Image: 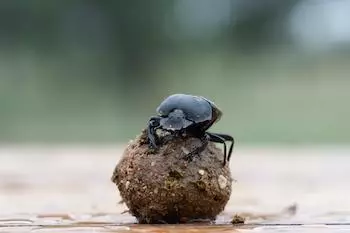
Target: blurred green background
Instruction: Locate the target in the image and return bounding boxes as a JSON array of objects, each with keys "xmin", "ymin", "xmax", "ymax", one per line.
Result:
[{"xmin": 1, "ymin": 0, "xmax": 350, "ymax": 144}]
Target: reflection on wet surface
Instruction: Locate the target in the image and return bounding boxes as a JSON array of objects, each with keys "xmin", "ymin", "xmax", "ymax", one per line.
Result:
[{"xmin": 0, "ymin": 145, "xmax": 350, "ymax": 232}]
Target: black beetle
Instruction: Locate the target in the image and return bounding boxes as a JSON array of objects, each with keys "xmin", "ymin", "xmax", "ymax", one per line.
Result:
[{"xmin": 147, "ymin": 94, "xmax": 234, "ymax": 166}]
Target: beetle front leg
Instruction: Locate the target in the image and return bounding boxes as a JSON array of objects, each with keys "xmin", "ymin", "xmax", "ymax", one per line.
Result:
[{"xmin": 147, "ymin": 116, "xmax": 161, "ymax": 149}]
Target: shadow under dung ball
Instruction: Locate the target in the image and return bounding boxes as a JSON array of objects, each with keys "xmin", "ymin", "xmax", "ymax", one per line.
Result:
[{"xmin": 111, "ymin": 130, "xmax": 233, "ymax": 224}]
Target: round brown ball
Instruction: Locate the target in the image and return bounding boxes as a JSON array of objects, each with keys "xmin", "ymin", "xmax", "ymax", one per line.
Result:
[{"xmin": 111, "ymin": 130, "xmax": 233, "ymax": 224}]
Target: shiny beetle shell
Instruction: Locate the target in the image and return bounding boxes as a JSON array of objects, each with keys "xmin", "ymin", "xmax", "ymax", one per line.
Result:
[{"xmin": 156, "ymin": 94, "xmax": 221, "ymax": 124}]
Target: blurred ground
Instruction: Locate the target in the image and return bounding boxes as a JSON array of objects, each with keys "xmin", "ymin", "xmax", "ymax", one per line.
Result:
[{"xmin": 0, "ymin": 145, "xmax": 349, "ymax": 232}]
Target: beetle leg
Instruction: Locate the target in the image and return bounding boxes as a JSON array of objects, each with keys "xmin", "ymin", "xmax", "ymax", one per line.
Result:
[
  {"xmin": 147, "ymin": 116, "xmax": 161, "ymax": 149},
  {"xmin": 183, "ymin": 134, "xmax": 209, "ymax": 161},
  {"xmin": 211, "ymin": 133, "xmax": 234, "ymax": 163},
  {"xmin": 206, "ymin": 132, "xmax": 227, "ymax": 166}
]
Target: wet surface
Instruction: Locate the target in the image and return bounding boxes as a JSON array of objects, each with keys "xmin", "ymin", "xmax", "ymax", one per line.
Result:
[{"xmin": 0, "ymin": 145, "xmax": 350, "ymax": 232}]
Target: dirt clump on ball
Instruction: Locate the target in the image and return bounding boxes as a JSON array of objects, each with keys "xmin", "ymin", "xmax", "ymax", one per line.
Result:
[{"xmin": 111, "ymin": 130, "xmax": 233, "ymax": 224}]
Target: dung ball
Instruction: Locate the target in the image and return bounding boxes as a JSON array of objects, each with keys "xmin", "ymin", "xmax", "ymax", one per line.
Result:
[{"xmin": 111, "ymin": 130, "xmax": 233, "ymax": 223}]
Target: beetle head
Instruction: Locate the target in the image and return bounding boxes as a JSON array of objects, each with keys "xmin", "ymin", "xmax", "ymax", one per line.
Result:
[{"xmin": 159, "ymin": 109, "xmax": 193, "ymax": 131}]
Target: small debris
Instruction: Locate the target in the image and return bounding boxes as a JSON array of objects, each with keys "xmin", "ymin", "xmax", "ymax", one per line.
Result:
[
  {"xmin": 198, "ymin": 169, "xmax": 205, "ymax": 176},
  {"xmin": 151, "ymin": 161, "xmax": 156, "ymax": 166},
  {"xmin": 231, "ymin": 214, "xmax": 245, "ymax": 225},
  {"xmin": 281, "ymin": 203, "xmax": 298, "ymax": 217},
  {"xmin": 218, "ymin": 175, "xmax": 227, "ymax": 189},
  {"xmin": 169, "ymin": 170, "xmax": 183, "ymax": 179},
  {"xmin": 194, "ymin": 180, "xmax": 207, "ymax": 191},
  {"xmin": 181, "ymin": 146, "xmax": 190, "ymax": 155},
  {"xmin": 36, "ymin": 214, "xmax": 74, "ymax": 220},
  {"xmin": 233, "ymin": 203, "xmax": 298, "ymax": 222},
  {"xmin": 125, "ymin": 181, "xmax": 130, "ymax": 190}
]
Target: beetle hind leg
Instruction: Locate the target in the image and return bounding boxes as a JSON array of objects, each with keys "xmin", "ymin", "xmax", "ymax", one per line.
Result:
[{"xmin": 212, "ymin": 133, "xmax": 234, "ymax": 163}]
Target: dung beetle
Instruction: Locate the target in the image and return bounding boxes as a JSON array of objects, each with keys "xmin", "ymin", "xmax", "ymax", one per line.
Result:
[{"xmin": 147, "ymin": 94, "xmax": 234, "ymax": 166}]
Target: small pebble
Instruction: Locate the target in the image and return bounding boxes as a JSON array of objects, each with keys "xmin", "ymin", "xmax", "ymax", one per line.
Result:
[
  {"xmin": 198, "ymin": 169, "xmax": 205, "ymax": 176},
  {"xmin": 181, "ymin": 147, "xmax": 190, "ymax": 155},
  {"xmin": 231, "ymin": 214, "xmax": 245, "ymax": 225},
  {"xmin": 218, "ymin": 175, "xmax": 227, "ymax": 189},
  {"xmin": 125, "ymin": 181, "xmax": 130, "ymax": 190}
]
